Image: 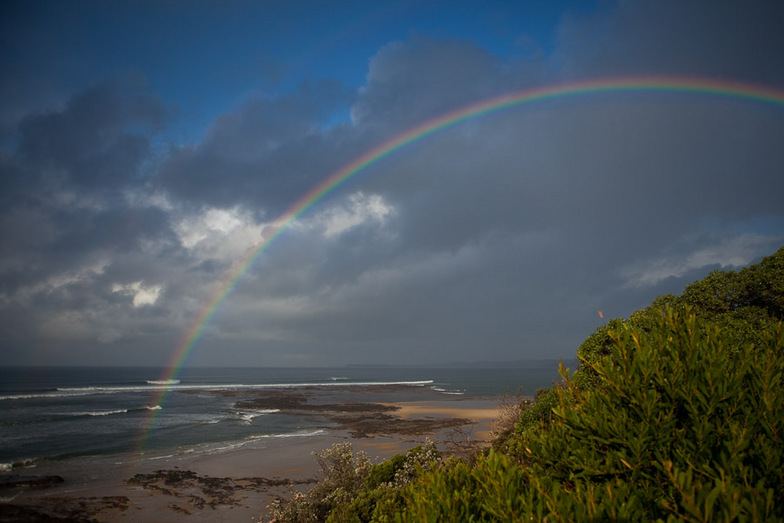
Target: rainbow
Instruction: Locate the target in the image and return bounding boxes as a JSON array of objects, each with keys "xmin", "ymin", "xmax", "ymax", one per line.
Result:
[{"xmin": 139, "ymin": 76, "xmax": 784, "ymax": 448}]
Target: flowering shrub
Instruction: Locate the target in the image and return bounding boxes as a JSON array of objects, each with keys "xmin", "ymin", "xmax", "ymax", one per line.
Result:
[
  {"xmin": 268, "ymin": 442, "xmax": 371, "ymax": 522},
  {"xmin": 267, "ymin": 440, "xmax": 442, "ymax": 522}
]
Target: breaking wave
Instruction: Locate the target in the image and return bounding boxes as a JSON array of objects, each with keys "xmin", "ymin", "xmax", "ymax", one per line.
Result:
[
  {"xmin": 59, "ymin": 405, "xmax": 161, "ymax": 417},
  {"xmin": 0, "ymin": 380, "xmax": 434, "ymax": 401},
  {"xmin": 236, "ymin": 409, "xmax": 280, "ymax": 424}
]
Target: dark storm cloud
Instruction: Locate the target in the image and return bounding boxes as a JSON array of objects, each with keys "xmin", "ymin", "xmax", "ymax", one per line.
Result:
[
  {"xmin": 0, "ymin": 76, "xmax": 189, "ymax": 364},
  {"xmin": 554, "ymin": 0, "xmax": 784, "ymax": 82},
  {"xmin": 350, "ymin": 36, "xmax": 526, "ymax": 128},
  {"xmin": 156, "ymin": 79, "xmax": 355, "ymax": 213},
  {"xmin": 1, "ymin": 76, "xmax": 171, "ymax": 262},
  {"xmin": 155, "ymin": 36, "xmax": 535, "ymax": 214},
  {"xmin": 16, "ymin": 75, "xmax": 166, "ymax": 192}
]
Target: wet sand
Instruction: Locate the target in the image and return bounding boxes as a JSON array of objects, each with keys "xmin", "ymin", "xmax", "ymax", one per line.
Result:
[
  {"xmin": 0, "ymin": 395, "xmax": 500, "ymax": 522},
  {"xmin": 388, "ymin": 399, "xmax": 501, "ymax": 440}
]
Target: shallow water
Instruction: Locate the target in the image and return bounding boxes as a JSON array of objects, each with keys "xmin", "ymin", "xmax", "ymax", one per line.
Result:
[{"xmin": 0, "ymin": 365, "xmax": 565, "ymax": 471}]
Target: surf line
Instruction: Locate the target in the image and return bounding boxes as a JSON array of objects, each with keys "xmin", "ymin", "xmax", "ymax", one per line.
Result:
[{"xmin": 138, "ymin": 75, "xmax": 784, "ymax": 448}]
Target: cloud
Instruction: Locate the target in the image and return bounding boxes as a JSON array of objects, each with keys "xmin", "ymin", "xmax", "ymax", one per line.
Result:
[
  {"xmin": 156, "ymin": 79, "xmax": 355, "ymax": 213},
  {"xmin": 553, "ymin": 0, "xmax": 784, "ymax": 83},
  {"xmin": 111, "ymin": 281, "xmax": 162, "ymax": 307},
  {"xmin": 621, "ymin": 233, "xmax": 784, "ymax": 289},
  {"xmin": 1, "ymin": 1, "xmax": 783, "ymax": 366},
  {"xmin": 0, "ymin": 76, "xmax": 185, "ymax": 363},
  {"xmin": 312, "ymin": 192, "xmax": 395, "ymax": 238},
  {"xmin": 350, "ymin": 36, "xmax": 521, "ymax": 128},
  {"xmin": 16, "ymin": 74, "xmax": 166, "ymax": 192}
]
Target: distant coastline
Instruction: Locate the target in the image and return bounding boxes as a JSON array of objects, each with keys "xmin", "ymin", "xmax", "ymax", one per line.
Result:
[{"xmin": 344, "ymin": 358, "xmax": 578, "ymax": 369}]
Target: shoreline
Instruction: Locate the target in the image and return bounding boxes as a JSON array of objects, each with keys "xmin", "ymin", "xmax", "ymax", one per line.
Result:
[{"xmin": 0, "ymin": 395, "xmax": 501, "ymax": 522}]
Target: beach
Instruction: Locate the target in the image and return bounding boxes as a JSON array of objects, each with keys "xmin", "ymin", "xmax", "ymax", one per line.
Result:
[{"xmin": 0, "ymin": 392, "xmax": 502, "ymax": 522}]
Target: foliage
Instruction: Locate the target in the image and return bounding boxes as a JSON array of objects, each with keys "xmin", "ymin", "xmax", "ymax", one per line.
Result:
[
  {"xmin": 364, "ymin": 453, "xmax": 407, "ymax": 490},
  {"xmin": 268, "ymin": 441, "xmax": 440, "ymax": 523},
  {"xmin": 269, "ymin": 442, "xmax": 372, "ymax": 523},
  {"xmin": 573, "ymin": 247, "xmax": 784, "ymax": 389},
  {"xmin": 399, "ymin": 311, "xmax": 784, "ymax": 521},
  {"xmin": 489, "ymin": 388, "xmax": 531, "ymax": 440},
  {"xmin": 389, "ymin": 441, "xmax": 440, "ymax": 488},
  {"xmin": 493, "ymin": 386, "xmax": 560, "ymax": 458},
  {"xmin": 310, "ymin": 442, "xmax": 372, "ymax": 511},
  {"xmin": 397, "ymin": 451, "xmax": 529, "ymax": 522},
  {"xmin": 680, "ymin": 246, "xmax": 784, "ymax": 320}
]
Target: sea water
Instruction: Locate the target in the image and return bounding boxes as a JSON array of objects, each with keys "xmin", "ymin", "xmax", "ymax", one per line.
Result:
[{"xmin": 0, "ymin": 365, "xmax": 567, "ymax": 472}]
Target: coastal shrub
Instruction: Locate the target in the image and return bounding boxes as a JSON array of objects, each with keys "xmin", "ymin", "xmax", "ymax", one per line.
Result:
[
  {"xmin": 571, "ymin": 247, "xmax": 784, "ymax": 394},
  {"xmin": 489, "ymin": 388, "xmax": 530, "ymax": 440},
  {"xmin": 327, "ymin": 487, "xmax": 405, "ymax": 523},
  {"xmin": 390, "ymin": 440, "xmax": 440, "ymax": 488},
  {"xmin": 269, "ymin": 442, "xmax": 372, "ymax": 522},
  {"xmin": 323, "ymin": 441, "xmax": 440, "ymax": 522},
  {"xmin": 398, "ymin": 310, "xmax": 784, "ymax": 521},
  {"xmin": 397, "ymin": 451, "xmax": 530, "ymax": 522},
  {"xmin": 515, "ymin": 384, "xmax": 560, "ymax": 433},
  {"xmin": 492, "ymin": 379, "xmax": 577, "ymax": 463},
  {"xmin": 312, "ymin": 443, "xmax": 372, "ymax": 497},
  {"xmin": 270, "ymin": 441, "xmax": 442, "ymax": 523},
  {"xmin": 365, "ymin": 453, "xmax": 406, "ymax": 490},
  {"xmin": 521, "ymin": 311, "xmax": 784, "ymax": 520},
  {"xmin": 309, "ymin": 443, "xmax": 372, "ymax": 520},
  {"xmin": 679, "ymin": 247, "xmax": 783, "ymax": 321},
  {"xmin": 269, "ymin": 491, "xmax": 319, "ymax": 523}
]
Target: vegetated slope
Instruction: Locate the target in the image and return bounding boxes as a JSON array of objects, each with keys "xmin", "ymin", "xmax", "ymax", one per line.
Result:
[
  {"xmin": 400, "ymin": 246, "xmax": 783, "ymax": 522},
  {"xmin": 268, "ymin": 247, "xmax": 783, "ymax": 522}
]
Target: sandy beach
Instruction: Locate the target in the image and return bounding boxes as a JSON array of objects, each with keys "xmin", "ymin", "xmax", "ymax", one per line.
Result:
[{"xmin": 0, "ymin": 394, "xmax": 501, "ymax": 522}]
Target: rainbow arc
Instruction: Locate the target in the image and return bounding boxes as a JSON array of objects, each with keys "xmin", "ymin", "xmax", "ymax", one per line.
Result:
[{"xmin": 139, "ymin": 76, "xmax": 784, "ymax": 451}]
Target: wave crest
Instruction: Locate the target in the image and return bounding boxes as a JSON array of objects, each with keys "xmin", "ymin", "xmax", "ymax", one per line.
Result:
[
  {"xmin": 76, "ymin": 409, "xmax": 128, "ymax": 417},
  {"xmin": 1, "ymin": 379, "xmax": 435, "ymax": 401}
]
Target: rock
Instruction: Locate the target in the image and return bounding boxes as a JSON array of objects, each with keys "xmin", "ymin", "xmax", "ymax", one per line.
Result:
[{"xmin": 0, "ymin": 475, "xmax": 64, "ymax": 490}]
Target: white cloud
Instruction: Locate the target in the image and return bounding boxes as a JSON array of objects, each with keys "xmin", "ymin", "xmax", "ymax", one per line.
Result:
[
  {"xmin": 312, "ymin": 192, "xmax": 395, "ymax": 237},
  {"xmin": 174, "ymin": 205, "xmax": 266, "ymax": 260},
  {"xmin": 621, "ymin": 234, "xmax": 783, "ymax": 288},
  {"xmin": 111, "ymin": 281, "xmax": 162, "ymax": 307}
]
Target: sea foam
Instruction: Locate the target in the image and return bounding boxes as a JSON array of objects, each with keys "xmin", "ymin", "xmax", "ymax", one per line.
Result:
[
  {"xmin": 72, "ymin": 409, "xmax": 129, "ymax": 417},
  {"xmin": 0, "ymin": 379, "xmax": 436, "ymax": 400},
  {"xmin": 236, "ymin": 409, "xmax": 280, "ymax": 424}
]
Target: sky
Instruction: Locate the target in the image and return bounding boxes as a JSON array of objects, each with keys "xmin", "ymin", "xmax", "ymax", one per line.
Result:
[{"xmin": 1, "ymin": 0, "xmax": 783, "ymax": 367}]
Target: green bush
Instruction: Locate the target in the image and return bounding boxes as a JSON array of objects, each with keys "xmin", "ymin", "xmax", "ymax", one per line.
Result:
[
  {"xmin": 493, "ymin": 385, "xmax": 562, "ymax": 460},
  {"xmin": 680, "ymin": 246, "xmax": 784, "ymax": 320},
  {"xmin": 269, "ymin": 440, "xmax": 443, "ymax": 523},
  {"xmin": 397, "ymin": 451, "xmax": 530, "ymax": 522},
  {"xmin": 329, "ymin": 441, "xmax": 441, "ymax": 522},
  {"xmin": 365, "ymin": 454, "xmax": 406, "ymax": 490},
  {"xmin": 269, "ymin": 442, "xmax": 372, "ymax": 522},
  {"xmin": 399, "ymin": 311, "xmax": 784, "ymax": 521},
  {"xmin": 327, "ymin": 486, "xmax": 405, "ymax": 523}
]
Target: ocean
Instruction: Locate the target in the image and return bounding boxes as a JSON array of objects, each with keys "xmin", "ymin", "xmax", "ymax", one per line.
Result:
[{"xmin": 0, "ymin": 365, "xmax": 567, "ymax": 473}]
